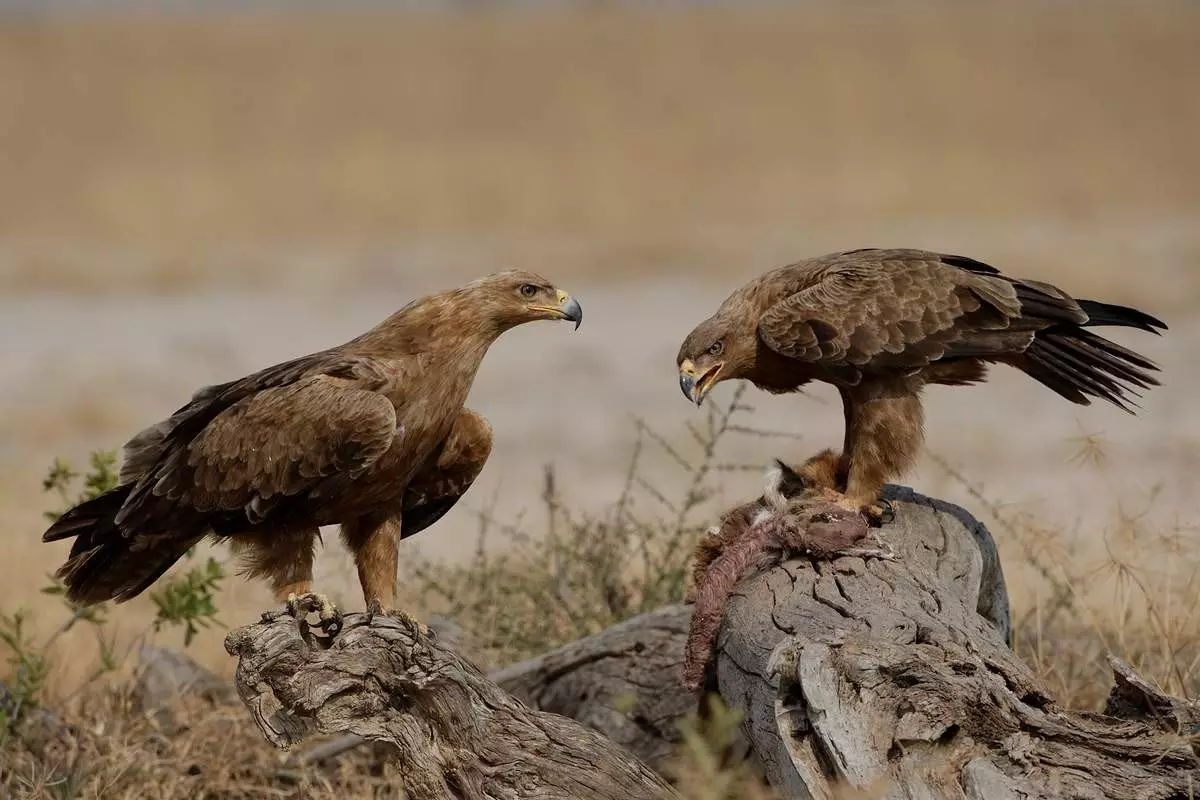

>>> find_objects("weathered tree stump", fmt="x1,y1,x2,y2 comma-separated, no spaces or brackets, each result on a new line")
224,609,677,800
224,485,1200,799
247,604,697,773
494,603,695,771
713,485,1200,799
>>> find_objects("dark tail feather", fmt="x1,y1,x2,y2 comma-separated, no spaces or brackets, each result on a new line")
43,484,196,605
1078,299,1167,335
1020,327,1162,414
55,535,198,606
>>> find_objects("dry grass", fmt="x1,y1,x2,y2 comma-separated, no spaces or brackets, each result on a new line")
1,691,405,800
932,454,1200,709
5,395,1199,798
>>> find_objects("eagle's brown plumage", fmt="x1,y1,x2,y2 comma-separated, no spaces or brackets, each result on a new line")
677,248,1165,516
44,271,582,614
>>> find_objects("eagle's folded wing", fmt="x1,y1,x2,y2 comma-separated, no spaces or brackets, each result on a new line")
756,254,1027,380
116,369,397,530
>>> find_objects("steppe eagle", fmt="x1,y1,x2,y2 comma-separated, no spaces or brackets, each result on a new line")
44,271,583,627
676,248,1165,520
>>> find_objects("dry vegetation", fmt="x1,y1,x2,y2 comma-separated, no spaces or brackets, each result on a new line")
3,392,1199,798
2,1,1199,797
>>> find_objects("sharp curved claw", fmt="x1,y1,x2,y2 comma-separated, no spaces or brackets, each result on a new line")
861,498,896,527
285,592,344,639
364,600,430,636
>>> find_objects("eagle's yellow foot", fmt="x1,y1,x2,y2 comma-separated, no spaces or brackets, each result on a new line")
860,499,896,528
285,592,344,638
823,490,895,528
365,599,430,636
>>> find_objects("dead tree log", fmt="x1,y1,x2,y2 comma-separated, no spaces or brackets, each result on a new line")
711,484,1200,799
289,604,697,772
224,609,676,800
494,603,695,771
224,484,1200,799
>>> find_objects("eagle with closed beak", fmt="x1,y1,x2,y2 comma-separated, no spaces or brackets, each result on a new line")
44,271,582,629
677,248,1165,522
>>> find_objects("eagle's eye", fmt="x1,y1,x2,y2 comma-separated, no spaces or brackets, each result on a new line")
708,340,724,357
519,283,539,298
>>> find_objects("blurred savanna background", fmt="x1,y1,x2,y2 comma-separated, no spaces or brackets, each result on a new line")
2,0,1199,795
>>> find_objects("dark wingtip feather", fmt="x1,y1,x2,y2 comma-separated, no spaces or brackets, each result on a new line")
1077,299,1168,335
42,485,131,542
55,531,195,606
939,253,1001,275
43,516,95,543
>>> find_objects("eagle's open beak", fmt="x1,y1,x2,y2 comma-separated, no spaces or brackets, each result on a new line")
531,289,583,330
679,359,724,406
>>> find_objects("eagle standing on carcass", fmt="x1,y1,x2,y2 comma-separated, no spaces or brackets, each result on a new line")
44,271,582,628
676,248,1166,522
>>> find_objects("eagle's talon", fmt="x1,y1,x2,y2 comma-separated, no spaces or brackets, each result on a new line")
838,533,897,562
860,499,895,527
284,592,343,639
364,600,430,636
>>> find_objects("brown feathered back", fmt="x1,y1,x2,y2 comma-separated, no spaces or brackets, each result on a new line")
679,248,1166,410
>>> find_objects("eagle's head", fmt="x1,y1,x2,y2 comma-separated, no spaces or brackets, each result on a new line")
676,301,757,406
464,270,583,332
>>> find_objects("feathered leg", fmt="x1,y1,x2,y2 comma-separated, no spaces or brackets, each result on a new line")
231,528,342,634
836,381,925,523
341,515,428,633
795,448,845,492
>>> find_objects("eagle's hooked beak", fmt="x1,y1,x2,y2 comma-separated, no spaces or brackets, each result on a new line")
531,289,583,330
679,359,724,406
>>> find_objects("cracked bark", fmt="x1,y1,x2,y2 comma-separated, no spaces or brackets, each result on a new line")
713,485,1200,799
272,604,699,774
493,604,696,771
225,610,677,800
224,485,1200,798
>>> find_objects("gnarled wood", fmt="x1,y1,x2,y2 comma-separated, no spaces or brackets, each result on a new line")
711,485,1200,799
224,609,677,800
224,484,1199,799
493,603,695,771
291,605,696,771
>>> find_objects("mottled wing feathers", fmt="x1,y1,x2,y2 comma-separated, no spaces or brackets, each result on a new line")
756,251,1024,379
116,358,398,532
184,377,396,508
118,420,171,485
750,248,1164,411
117,350,351,486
